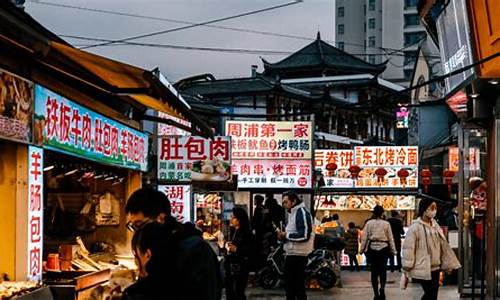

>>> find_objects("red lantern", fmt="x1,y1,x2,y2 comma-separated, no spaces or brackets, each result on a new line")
420,169,432,193
443,169,456,195
349,165,361,179
397,169,410,186
375,167,388,184
325,163,338,177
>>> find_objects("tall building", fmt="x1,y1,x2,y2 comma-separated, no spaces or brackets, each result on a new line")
334,0,426,86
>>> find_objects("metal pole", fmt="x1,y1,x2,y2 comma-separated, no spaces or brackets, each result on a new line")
457,122,465,294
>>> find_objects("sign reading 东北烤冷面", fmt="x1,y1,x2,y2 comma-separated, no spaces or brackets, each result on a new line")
34,85,149,171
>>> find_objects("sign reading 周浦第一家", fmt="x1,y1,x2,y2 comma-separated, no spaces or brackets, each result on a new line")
34,85,148,171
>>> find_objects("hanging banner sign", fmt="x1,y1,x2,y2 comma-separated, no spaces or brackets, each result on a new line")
0,69,34,143
448,146,480,172
232,159,312,188
353,146,419,188
34,85,148,171
314,194,415,211
27,146,43,281
158,136,231,182
226,121,313,159
158,185,191,223
314,150,354,188
158,111,191,136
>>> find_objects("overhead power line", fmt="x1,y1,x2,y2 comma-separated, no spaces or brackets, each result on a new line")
75,1,303,49
27,0,427,55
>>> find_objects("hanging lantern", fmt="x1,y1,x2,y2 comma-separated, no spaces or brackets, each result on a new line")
325,163,338,177
397,169,410,186
375,167,388,184
349,165,361,179
443,169,456,196
420,169,432,193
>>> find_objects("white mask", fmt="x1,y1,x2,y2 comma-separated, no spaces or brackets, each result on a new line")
425,209,437,219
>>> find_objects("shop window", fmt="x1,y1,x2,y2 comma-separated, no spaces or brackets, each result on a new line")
369,0,376,11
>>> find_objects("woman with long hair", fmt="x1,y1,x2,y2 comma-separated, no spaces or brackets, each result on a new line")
225,207,254,300
402,198,461,300
361,205,396,300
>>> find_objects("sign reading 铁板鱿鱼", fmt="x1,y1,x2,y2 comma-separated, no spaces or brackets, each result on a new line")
34,85,149,171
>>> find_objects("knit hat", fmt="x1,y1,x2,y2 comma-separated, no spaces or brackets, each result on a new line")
417,198,435,217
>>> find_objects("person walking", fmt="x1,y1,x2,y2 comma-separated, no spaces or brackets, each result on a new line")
344,222,360,271
224,207,254,300
361,205,396,300
125,188,222,300
278,191,314,300
402,199,461,300
387,211,405,272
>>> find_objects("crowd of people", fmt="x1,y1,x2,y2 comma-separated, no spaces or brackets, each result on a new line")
118,188,460,300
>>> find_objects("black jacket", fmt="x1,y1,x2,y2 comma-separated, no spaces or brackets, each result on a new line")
388,217,405,244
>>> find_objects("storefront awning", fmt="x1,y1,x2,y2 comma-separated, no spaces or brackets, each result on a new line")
45,42,213,137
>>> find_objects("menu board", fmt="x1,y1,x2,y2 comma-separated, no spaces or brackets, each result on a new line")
315,150,354,188
315,194,415,211
227,121,313,189
353,146,418,188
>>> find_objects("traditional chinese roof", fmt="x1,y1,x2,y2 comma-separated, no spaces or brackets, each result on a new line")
262,32,387,79
180,76,276,98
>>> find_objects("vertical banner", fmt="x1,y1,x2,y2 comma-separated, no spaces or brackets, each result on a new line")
27,146,43,281
158,185,191,223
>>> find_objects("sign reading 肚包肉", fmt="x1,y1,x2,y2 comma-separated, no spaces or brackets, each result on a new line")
34,85,148,171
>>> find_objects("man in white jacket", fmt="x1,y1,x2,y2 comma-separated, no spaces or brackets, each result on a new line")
278,191,314,300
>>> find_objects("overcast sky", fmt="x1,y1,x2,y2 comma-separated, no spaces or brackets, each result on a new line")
25,0,335,82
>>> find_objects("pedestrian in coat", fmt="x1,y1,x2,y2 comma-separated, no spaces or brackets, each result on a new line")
344,222,360,271
402,198,461,300
278,190,314,300
387,211,405,272
361,205,396,300
225,207,254,300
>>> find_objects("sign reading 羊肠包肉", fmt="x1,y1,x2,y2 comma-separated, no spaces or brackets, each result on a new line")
27,146,43,281
34,85,148,171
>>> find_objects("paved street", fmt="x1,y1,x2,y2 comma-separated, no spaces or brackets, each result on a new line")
240,271,460,299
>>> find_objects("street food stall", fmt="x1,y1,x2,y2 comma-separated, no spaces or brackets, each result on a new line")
314,147,418,267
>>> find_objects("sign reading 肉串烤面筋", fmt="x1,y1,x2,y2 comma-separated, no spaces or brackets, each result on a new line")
315,150,354,188
28,146,43,282
34,85,148,171
226,121,313,189
353,146,419,188
232,159,312,188
158,136,231,182
0,68,34,143
158,185,191,223
436,0,475,95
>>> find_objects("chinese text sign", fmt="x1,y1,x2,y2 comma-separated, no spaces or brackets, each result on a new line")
158,185,191,223
158,136,231,182
28,146,43,281
315,150,354,188
34,85,149,171
232,160,312,188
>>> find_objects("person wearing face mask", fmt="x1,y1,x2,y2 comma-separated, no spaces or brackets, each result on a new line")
402,198,461,300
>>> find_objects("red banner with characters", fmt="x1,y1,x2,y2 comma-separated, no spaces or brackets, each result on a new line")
28,146,43,281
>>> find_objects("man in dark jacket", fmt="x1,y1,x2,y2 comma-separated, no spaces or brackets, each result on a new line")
387,211,405,272
125,188,222,300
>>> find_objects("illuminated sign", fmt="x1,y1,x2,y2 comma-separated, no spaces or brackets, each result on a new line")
158,185,191,223
314,194,415,211
314,150,354,188
34,85,149,171
27,146,43,281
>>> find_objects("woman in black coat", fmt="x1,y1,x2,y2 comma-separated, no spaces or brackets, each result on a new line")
225,207,254,300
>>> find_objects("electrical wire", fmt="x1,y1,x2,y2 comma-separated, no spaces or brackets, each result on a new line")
76,1,303,49
27,0,432,55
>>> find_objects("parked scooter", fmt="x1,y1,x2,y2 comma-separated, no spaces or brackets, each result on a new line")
257,243,337,289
